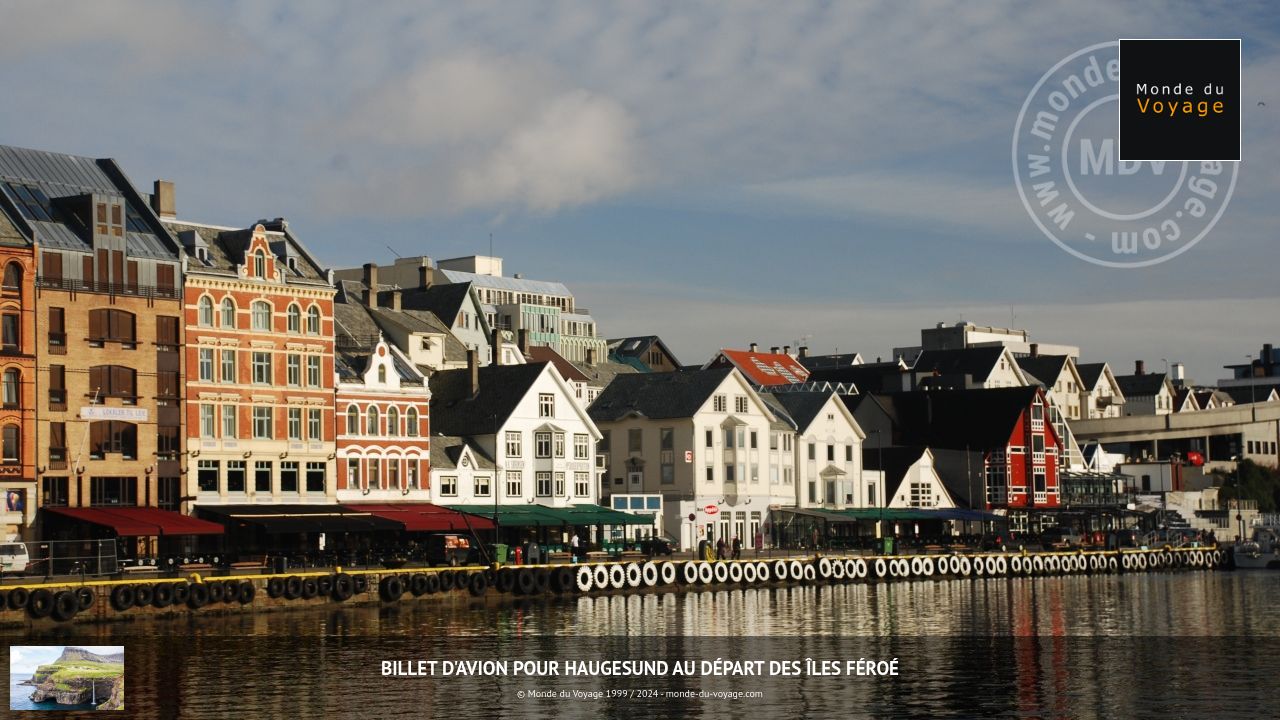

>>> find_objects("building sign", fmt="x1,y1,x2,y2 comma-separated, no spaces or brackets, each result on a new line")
704,504,719,515
684,451,693,463
80,407,149,422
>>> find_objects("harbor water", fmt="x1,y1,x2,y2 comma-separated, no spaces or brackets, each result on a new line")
5,571,1279,718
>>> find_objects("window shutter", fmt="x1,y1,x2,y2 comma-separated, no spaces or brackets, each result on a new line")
82,255,94,289
50,365,64,391
156,264,174,294
89,309,104,339
50,422,65,448
42,252,62,283
88,366,104,394
126,260,138,291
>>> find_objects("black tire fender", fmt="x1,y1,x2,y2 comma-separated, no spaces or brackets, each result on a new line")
187,582,209,609
109,585,135,612
468,571,489,597
438,571,456,592
49,591,78,622
410,573,429,597
74,587,96,611
238,581,256,605
172,583,191,605
133,584,154,608
283,576,302,600
424,573,440,595
379,575,405,602
332,574,354,602
316,575,334,597
267,577,286,599
27,589,55,619
151,584,174,608
353,575,369,594
207,582,226,604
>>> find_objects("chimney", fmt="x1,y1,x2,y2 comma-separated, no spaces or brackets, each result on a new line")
1030,343,1039,357
152,180,176,219
799,346,809,359
1135,360,1145,376
491,328,502,366
770,346,779,354
387,290,401,311
467,349,479,397
418,263,434,289
362,263,378,306
518,329,530,354
1264,344,1275,370
749,342,758,352
783,345,791,356
586,348,596,366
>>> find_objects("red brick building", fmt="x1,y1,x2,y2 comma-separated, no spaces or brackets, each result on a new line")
0,205,36,540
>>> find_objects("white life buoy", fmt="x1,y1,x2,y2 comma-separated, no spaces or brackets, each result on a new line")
698,562,715,584
921,557,935,577
1032,556,1045,574
773,560,789,581
660,562,677,585
682,562,699,584
853,558,868,579
756,562,772,583
996,556,1008,575
742,562,758,584
802,563,816,582
874,558,888,578
594,564,610,588
728,562,744,584
576,566,594,592
830,558,846,581
909,557,924,577
818,557,833,579
625,563,642,588
713,562,730,584
641,562,659,587
789,560,805,580
609,565,627,589
959,557,972,576
843,558,858,579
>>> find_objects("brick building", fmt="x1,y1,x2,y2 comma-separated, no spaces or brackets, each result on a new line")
0,203,36,541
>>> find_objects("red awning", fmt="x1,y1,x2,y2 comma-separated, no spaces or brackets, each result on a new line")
44,506,225,537
340,503,495,533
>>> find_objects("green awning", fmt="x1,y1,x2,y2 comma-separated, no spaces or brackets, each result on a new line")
443,504,655,527
564,504,655,526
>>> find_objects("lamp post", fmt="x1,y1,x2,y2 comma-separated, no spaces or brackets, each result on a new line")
871,429,885,554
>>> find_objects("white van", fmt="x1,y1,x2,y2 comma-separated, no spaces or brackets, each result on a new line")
0,542,29,575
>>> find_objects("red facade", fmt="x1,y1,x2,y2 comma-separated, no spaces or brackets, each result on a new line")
984,389,1061,509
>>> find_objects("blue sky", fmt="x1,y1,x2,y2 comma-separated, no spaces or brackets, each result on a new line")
9,646,123,674
1,1,1277,380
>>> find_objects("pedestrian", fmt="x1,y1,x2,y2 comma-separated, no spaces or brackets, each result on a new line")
811,526,820,550
569,531,580,564
754,529,764,555
716,537,726,561
732,536,742,560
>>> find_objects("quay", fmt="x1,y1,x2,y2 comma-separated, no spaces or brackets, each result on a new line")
0,546,1224,628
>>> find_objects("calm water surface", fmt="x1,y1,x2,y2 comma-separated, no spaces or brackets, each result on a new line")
5,572,1278,718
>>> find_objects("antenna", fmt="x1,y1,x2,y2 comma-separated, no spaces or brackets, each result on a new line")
385,245,403,259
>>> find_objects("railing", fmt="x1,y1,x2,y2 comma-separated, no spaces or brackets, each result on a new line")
16,539,119,579
36,276,179,300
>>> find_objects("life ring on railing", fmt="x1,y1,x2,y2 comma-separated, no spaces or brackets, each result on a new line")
660,562,677,585
109,585,135,612
576,566,594,592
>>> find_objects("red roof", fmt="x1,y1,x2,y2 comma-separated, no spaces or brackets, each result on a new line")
340,504,495,532
525,346,590,383
44,506,225,537
714,349,811,386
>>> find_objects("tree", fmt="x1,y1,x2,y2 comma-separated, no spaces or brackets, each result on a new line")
1218,459,1280,513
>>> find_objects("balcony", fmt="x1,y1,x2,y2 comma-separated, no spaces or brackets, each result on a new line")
37,276,179,300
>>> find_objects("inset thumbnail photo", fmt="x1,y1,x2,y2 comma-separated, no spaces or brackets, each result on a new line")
9,645,124,711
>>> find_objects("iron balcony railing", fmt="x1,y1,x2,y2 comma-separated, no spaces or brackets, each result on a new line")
36,276,180,300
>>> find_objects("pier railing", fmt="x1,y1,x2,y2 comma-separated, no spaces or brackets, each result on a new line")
21,539,119,579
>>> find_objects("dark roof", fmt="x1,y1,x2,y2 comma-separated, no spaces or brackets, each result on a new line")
1219,384,1280,404
1114,373,1170,398
527,345,590,383
335,278,468,364
0,144,179,259
911,347,1008,380
799,353,862,370
0,202,25,247
1017,355,1071,388
165,219,328,285
1076,362,1108,388
808,362,907,394
430,362,548,435
588,368,734,422
770,392,837,432
863,446,928,498
399,282,474,325
334,343,423,385
877,386,1041,451
607,335,682,368
571,358,641,389
430,436,495,470
368,307,468,364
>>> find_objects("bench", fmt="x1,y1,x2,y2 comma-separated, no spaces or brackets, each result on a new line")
120,565,160,575
179,563,214,573
229,556,269,573
546,552,572,564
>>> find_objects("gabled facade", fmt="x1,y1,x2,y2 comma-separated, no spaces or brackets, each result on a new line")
607,335,681,373
0,204,36,540
765,391,868,509
1075,362,1126,419
589,367,797,550
867,448,957,510
1114,362,1175,416
428,436,495,505
170,214,337,506
910,347,1027,389
335,338,430,502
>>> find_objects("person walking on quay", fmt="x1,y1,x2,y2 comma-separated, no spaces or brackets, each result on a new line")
732,535,742,560
811,526,820,551
754,529,764,556
716,537,727,561
570,532,581,563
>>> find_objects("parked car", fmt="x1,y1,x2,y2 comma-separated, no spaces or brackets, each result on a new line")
0,542,29,575
423,534,472,567
641,537,675,557
1040,527,1083,550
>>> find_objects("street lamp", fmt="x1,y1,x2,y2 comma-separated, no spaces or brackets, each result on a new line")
871,429,885,553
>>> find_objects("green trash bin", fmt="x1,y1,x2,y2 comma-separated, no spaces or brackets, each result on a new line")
490,543,509,564
881,536,895,555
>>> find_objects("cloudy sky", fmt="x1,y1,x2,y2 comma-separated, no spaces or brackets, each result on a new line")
9,646,123,674
1,1,1276,380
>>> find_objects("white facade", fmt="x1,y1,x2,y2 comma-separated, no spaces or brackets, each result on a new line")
1080,363,1125,419
428,440,496,506
793,394,867,509
886,449,957,509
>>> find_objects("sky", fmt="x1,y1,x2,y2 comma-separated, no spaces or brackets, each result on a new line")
9,646,123,674
0,1,1277,381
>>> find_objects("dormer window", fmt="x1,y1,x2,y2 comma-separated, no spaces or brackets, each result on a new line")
253,250,266,278
195,247,209,264
286,257,298,274
377,365,387,384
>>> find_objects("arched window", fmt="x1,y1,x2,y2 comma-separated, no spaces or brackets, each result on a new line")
405,407,419,437
387,407,400,437
2,262,22,294
1,369,17,407
306,306,320,335
366,406,380,437
287,304,301,333
1,424,18,463
346,404,360,436
251,301,272,331
254,250,266,278
377,365,387,384
197,296,214,327
220,297,236,328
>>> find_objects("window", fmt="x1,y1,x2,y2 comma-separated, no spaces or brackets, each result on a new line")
827,444,835,462
47,307,65,353
846,445,853,462
253,407,273,439
535,431,552,458
227,461,245,493
90,477,136,506
347,458,361,490
255,461,272,492
198,348,215,382
307,356,321,388
387,457,399,490
1,425,18,463
287,354,301,386
909,482,933,508
713,394,726,412
808,443,816,461
629,428,642,452
280,462,298,493
288,408,302,440
252,352,272,384
0,313,16,350
305,462,325,493
1,262,20,294
474,472,489,497
750,431,757,449
199,404,216,437
221,350,236,383
366,406,380,436
287,304,301,333
574,472,590,497
253,250,266,278
387,407,400,437
308,409,321,441
197,460,219,492
536,471,552,497
251,301,272,331
222,404,237,439
48,422,67,467
88,365,137,404
407,461,420,490
198,296,214,326
1,369,17,408
554,472,565,496
538,393,555,417
406,407,419,437
220,298,236,328
706,429,714,448
505,471,522,497
377,365,386,384
735,396,748,413
306,306,320,335
506,431,521,457
725,463,736,483
554,432,565,458
346,405,360,435
88,308,135,345
724,428,734,449
574,434,590,460
440,475,458,496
